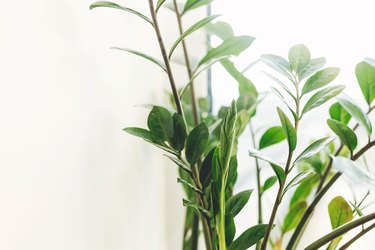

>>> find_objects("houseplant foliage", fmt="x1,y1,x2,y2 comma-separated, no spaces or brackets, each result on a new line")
90,0,375,249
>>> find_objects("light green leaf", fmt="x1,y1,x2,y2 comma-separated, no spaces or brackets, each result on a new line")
198,36,255,67
90,1,153,26
284,171,316,194
302,67,340,95
283,201,307,233
327,119,357,153
206,21,234,40
182,0,213,15
147,106,173,143
329,102,351,125
299,57,326,80
302,85,345,115
185,123,209,165
338,97,372,135
262,176,278,193
263,71,296,100
294,137,335,164
226,189,253,217
290,175,319,207
259,126,286,149
228,224,268,250
169,15,221,59
156,0,166,12
219,101,237,172
111,47,166,71
288,44,311,74
328,196,354,229
277,107,297,151
261,54,293,81
355,61,375,105
249,149,285,183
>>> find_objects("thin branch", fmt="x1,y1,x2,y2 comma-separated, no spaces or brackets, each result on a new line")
339,222,375,250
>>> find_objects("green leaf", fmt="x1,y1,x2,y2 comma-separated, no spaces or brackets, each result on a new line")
277,107,297,151
228,224,268,250
90,1,153,26
111,47,166,71
198,36,255,67
182,198,211,217
261,54,293,81
182,0,213,14
302,67,340,95
206,21,234,40
165,155,192,174
283,201,307,233
299,57,326,80
226,214,236,246
327,119,357,153
235,110,251,136
294,137,335,164
226,189,253,217
200,148,215,188
284,171,316,194
177,178,204,195
156,0,166,12
259,126,286,149
185,123,209,165
263,71,296,101
219,101,237,172
302,85,345,115
329,102,351,125
355,61,375,105
288,44,311,74
328,196,353,229
262,176,278,193
147,106,173,143
170,113,187,152
290,175,318,207
338,97,372,135
123,127,153,141
332,156,375,188
169,15,220,59
249,149,285,183
227,156,238,188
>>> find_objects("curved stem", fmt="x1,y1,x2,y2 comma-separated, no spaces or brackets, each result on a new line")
339,222,375,250
305,212,375,250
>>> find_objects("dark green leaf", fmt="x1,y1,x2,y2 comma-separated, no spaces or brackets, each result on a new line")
259,126,286,149
169,15,221,59
302,85,345,115
228,224,268,250
288,44,311,74
283,201,307,233
338,97,372,135
123,127,153,141
329,102,351,125
111,47,166,71
277,107,297,151
171,113,187,151
198,36,255,67
327,119,357,153
185,123,209,165
177,178,204,195
226,189,253,217
226,214,236,246
299,57,326,80
302,67,340,95
294,137,335,164
90,1,153,26
262,176,278,193
249,149,285,183
164,155,192,174
182,199,211,217
355,61,375,105
147,106,173,143
182,0,213,14
200,148,215,188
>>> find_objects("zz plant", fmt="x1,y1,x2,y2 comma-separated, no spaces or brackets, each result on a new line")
90,1,375,249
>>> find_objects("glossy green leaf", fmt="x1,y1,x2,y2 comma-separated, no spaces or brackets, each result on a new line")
294,137,335,164
262,176,278,193
299,57,326,80
198,36,255,67
332,156,375,188
302,67,340,95
156,0,166,12
283,201,307,233
329,102,352,125
226,189,253,217
327,119,357,153
355,61,375,105
259,126,286,149
185,123,209,165
111,47,166,71
169,15,221,59
123,127,153,141
170,113,187,151
261,54,293,81
147,106,173,143
284,171,315,194
90,1,153,26
182,0,213,15
338,97,372,135
277,107,297,151
249,149,285,183
288,44,311,74
228,224,268,250
302,85,345,115
206,21,234,40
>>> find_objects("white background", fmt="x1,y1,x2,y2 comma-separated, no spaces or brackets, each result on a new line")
0,0,375,249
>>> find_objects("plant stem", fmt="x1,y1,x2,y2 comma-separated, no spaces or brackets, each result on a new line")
172,0,200,125
339,222,375,250
305,212,375,250
250,122,263,250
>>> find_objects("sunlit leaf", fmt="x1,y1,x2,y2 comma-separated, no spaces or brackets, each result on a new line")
249,149,285,183
302,85,345,115
299,57,326,80
302,67,340,95
277,107,297,151
355,61,375,105
338,97,372,135
259,126,286,149
294,137,335,164
261,54,293,81
206,21,234,40
327,119,357,153
262,176,278,193
288,44,311,74
182,0,213,15
283,201,307,233
329,102,351,125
